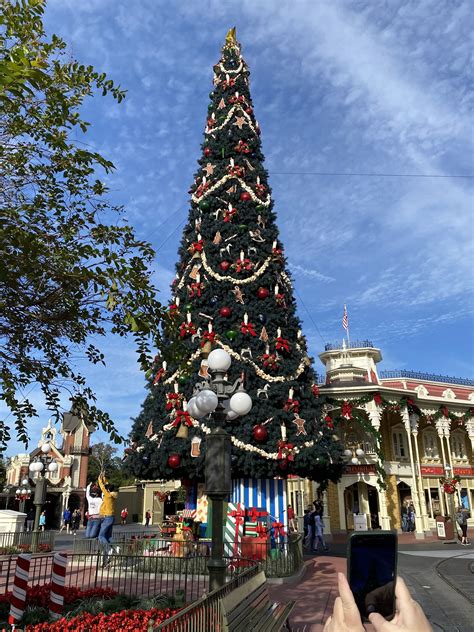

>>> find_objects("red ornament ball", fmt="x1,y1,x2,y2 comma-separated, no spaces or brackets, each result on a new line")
240,192,251,202
219,306,232,318
219,260,231,272
204,147,211,157
257,287,270,300
252,424,268,442
167,454,181,469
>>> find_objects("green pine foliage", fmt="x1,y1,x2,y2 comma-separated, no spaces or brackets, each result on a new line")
126,31,344,482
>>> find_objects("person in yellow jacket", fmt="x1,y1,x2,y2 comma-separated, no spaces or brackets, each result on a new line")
97,473,118,566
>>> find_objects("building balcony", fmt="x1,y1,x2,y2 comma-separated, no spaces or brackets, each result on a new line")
324,340,374,351
379,369,474,387
68,446,91,456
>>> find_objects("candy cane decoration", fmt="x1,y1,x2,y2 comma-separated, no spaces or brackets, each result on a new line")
49,552,68,620
8,553,31,625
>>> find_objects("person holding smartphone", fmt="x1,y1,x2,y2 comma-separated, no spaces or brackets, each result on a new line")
323,572,433,632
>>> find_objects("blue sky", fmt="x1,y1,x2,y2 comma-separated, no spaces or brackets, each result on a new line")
6,0,473,455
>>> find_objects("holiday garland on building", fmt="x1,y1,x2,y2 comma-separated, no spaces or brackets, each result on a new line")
125,29,345,482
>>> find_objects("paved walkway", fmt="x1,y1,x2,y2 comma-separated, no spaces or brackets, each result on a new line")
268,531,474,632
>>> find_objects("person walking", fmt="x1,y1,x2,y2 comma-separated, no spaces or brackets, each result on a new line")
145,509,152,527
60,507,72,533
304,506,316,549
121,507,128,526
456,505,471,545
97,473,118,566
72,508,81,534
26,508,35,532
85,482,103,538
313,512,329,552
303,508,311,542
39,511,46,531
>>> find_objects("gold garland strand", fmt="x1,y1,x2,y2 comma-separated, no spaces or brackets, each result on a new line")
191,173,271,207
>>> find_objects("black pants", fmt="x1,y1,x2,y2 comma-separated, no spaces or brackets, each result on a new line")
460,523,468,538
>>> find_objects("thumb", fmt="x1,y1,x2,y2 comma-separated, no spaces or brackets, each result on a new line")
369,612,396,631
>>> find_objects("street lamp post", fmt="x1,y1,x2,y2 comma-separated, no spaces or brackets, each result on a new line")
443,464,457,544
188,348,252,591
15,479,32,514
29,437,58,551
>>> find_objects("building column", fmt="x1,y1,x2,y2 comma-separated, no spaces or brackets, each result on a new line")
367,405,391,530
409,414,431,533
402,406,424,537
465,418,474,453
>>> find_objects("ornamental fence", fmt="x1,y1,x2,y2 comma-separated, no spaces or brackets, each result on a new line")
154,564,262,631
72,534,303,578
0,552,252,603
0,530,55,554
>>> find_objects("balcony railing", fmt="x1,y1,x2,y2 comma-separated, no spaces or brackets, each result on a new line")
68,446,91,456
324,340,374,351
379,369,474,387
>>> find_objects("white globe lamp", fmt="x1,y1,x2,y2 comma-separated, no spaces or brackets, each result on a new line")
16,488,21,495
355,448,365,458
187,397,205,419
22,478,29,486
41,442,50,454
21,488,27,495
351,457,359,465
229,391,252,416
343,449,352,457
48,461,58,472
226,410,239,421
207,349,231,372
195,389,218,414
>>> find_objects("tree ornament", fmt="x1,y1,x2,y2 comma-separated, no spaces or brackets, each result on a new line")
342,401,353,419
259,326,269,343
203,163,215,176
191,436,202,457
312,384,320,397
238,223,248,232
325,415,334,430
209,295,219,306
219,260,231,272
176,423,189,439
219,306,232,318
234,116,246,129
178,374,188,385
240,191,251,202
199,199,210,211
218,97,226,109
232,286,245,304
189,265,201,280
225,330,238,341
292,414,307,436
204,147,211,157
252,424,268,442
257,287,269,300
258,313,267,324
373,392,382,406
213,231,222,245
168,454,181,469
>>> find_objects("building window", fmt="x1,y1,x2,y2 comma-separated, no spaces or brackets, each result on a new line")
451,433,466,460
423,431,439,459
392,428,407,459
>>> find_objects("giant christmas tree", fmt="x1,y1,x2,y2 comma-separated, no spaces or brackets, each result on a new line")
126,29,344,485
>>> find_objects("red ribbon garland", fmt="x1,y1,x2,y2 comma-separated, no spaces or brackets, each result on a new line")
170,410,193,428
275,337,290,353
241,321,256,336
271,521,286,538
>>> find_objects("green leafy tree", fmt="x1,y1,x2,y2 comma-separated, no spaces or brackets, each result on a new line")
126,30,344,483
88,442,134,489
0,0,172,448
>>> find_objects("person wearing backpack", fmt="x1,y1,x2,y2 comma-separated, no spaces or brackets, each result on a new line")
456,505,471,545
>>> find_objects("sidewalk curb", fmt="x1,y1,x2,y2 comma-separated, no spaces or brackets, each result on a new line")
267,561,307,585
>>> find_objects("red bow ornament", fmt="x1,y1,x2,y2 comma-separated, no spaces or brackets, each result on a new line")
311,384,319,397
179,321,197,338
227,164,245,177
222,77,236,90
373,393,382,406
272,247,283,260
275,292,286,308
441,406,450,418
166,393,183,411
188,239,204,255
200,331,216,347
277,440,295,462
195,181,209,198
283,398,300,414
246,507,268,522
275,337,290,353
235,140,250,153
233,257,254,273
342,401,353,419
259,353,280,372
223,207,237,222
171,409,193,428
325,414,334,430
228,94,245,104
271,521,286,538
241,321,257,336
188,282,204,298
256,523,268,538
255,182,266,197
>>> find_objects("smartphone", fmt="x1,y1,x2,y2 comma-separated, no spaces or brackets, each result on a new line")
347,530,397,622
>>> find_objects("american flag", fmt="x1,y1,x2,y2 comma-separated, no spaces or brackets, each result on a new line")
342,305,349,331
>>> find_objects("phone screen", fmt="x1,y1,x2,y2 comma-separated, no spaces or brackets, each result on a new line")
348,531,397,621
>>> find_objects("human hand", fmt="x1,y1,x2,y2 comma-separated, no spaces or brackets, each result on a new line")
369,577,433,632
323,572,365,632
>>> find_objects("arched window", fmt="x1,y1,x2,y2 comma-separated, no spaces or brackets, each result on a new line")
392,425,408,460
423,430,439,459
451,432,467,460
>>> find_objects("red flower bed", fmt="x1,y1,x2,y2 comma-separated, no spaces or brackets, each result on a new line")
27,607,178,631
0,585,117,609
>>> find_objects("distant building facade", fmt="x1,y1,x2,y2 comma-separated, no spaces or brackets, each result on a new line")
315,341,473,537
5,413,93,526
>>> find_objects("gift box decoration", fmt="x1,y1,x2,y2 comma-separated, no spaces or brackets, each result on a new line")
232,478,288,533
225,502,245,556
245,521,258,537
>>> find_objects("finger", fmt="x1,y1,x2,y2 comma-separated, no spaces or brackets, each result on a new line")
369,612,397,631
394,576,412,607
337,572,363,626
323,615,333,632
